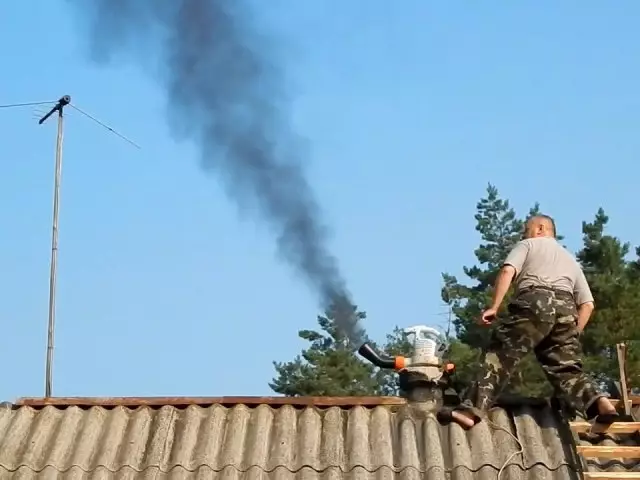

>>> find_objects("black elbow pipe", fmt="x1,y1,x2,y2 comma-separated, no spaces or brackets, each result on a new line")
358,342,397,369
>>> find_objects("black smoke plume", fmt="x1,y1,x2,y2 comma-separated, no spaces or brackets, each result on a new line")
66,0,366,345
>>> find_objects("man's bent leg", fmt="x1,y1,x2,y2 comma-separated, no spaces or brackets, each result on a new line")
535,312,608,417
460,305,553,418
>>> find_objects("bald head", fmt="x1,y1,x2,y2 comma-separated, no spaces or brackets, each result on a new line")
524,215,556,239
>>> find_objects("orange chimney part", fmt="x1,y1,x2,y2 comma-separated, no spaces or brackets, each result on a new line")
394,356,406,370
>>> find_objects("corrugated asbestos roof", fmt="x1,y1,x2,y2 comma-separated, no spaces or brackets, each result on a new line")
0,397,636,479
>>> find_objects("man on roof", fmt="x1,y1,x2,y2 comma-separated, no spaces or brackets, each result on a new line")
438,214,630,429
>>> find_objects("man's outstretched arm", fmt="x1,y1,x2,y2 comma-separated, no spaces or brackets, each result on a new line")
490,265,517,310
491,240,529,310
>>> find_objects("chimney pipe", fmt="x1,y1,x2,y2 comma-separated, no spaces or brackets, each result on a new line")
357,342,399,369
357,327,457,411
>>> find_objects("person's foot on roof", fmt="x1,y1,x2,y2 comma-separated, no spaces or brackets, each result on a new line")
437,406,482,430
594,396,634,424
596,396,618,416
451,410,477,429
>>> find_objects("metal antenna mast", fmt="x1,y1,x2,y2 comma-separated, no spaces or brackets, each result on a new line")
38,95,70,398
33,95,139,397
2,95,139,397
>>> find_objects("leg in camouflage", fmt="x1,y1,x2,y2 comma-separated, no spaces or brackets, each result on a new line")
534,293,607,417
458,288,558,418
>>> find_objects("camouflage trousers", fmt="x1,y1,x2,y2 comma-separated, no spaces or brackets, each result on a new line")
460,286,606,418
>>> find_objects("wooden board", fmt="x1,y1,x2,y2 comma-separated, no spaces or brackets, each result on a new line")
15,396,408,408
577,446,640,459
570,421,640,434
14,395,640,410
583,473,640,479
617,343,631,416
610,399,634,410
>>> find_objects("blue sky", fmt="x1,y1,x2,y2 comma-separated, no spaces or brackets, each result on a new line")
1,1,638,400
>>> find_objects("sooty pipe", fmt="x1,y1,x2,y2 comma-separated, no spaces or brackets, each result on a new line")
358,342,397,369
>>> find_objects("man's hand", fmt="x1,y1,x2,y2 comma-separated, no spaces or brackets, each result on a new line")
478,307,498,326
482,265,516,327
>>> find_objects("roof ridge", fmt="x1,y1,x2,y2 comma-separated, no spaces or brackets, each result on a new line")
13,396,407,409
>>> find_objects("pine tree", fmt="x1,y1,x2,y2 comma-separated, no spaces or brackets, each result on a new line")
577,209,640,387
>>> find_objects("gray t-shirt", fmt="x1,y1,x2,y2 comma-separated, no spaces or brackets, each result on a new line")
503,237,594,306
